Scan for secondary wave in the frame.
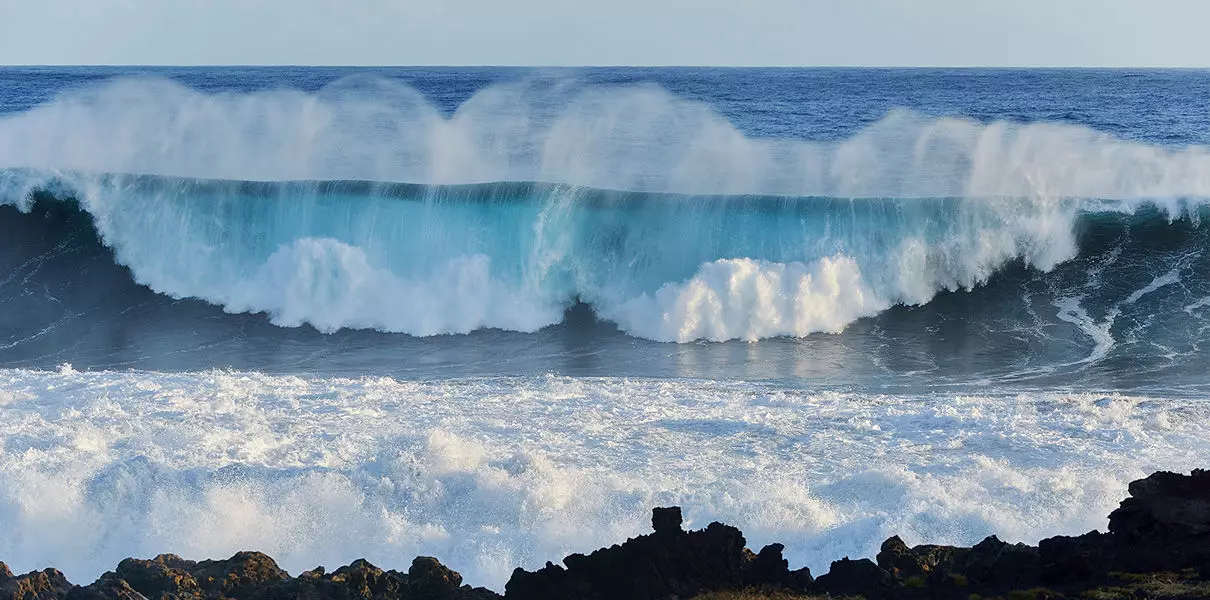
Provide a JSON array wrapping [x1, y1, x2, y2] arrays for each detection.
[[2, 77, 1210, 343]]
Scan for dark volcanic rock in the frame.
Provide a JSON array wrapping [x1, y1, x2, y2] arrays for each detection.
[[876, 536, 964, 581], [959, 535, 1040, 589], [814, 557, 898, 598], [1108, 469, 1210, 571], [505, 507, 754, 599], [650, 506, 682, 534], [876, 533, 1040, 591], [1038, 530, 1111, 583], [0, 568, 73, 600], [247, 557, 497, 600], [743, 543, 812, 589]]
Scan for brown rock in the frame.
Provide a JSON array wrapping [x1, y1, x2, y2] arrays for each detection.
[[876, 536, 965, 581], [0, 568, 74, 600], [407, 557, 460, 599], [66, 578, 148, 600], [113, 555, 202, 599], [190, 552, 288, 599]]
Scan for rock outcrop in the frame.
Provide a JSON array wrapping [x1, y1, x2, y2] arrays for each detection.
[[1, 553, 496, 600], [0, 567, 73, 600], [4, 469, 1210, 600], [505, 506, 812, 600]]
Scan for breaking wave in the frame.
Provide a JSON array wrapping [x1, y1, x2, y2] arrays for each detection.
[[2, 77, 1210, 342]]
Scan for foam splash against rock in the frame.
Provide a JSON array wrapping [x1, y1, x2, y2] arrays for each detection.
[[5, 470, 1210, 599]]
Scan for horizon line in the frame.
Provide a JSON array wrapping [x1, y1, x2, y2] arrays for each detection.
[[4, 64, 1210, 70]]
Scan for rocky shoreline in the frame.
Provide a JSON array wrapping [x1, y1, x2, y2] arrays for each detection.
[[4, 470, 1209, 600]]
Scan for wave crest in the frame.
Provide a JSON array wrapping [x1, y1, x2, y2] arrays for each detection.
[[2, 77, 1210, 342]]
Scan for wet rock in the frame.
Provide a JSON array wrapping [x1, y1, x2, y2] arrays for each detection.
[[0, 568, 74, 600], [814, 557, 898, 599], [505, 507, 751, 599]]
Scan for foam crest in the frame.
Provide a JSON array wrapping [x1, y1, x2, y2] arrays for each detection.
[[2, 77, 1210, 198]]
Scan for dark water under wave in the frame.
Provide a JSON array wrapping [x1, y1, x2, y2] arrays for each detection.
[[3, 171, 1210, 394]]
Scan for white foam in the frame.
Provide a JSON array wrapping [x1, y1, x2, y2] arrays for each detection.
[[2, 369, 1208, 589], [224, 239, 561, 335], [606, 256, 889, 342], [2, 78, 1210, 199]]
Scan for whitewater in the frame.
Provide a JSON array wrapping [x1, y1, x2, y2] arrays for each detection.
[[3, 67, 1210, 589]]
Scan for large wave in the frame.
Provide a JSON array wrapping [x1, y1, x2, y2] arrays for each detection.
[[2, 77, 1210, 342]]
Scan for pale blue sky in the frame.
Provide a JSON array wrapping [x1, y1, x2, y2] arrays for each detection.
[[2, 0, 1209, 67]]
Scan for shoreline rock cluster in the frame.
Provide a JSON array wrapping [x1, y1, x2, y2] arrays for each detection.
[[5, 470, 1210, 600]]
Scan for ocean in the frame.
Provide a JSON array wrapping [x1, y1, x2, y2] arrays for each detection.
[[2, 67, 1210, 589]]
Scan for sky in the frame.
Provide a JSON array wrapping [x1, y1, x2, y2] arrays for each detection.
[[2, 0, 1210, 67]]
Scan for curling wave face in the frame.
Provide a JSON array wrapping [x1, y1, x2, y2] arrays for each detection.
[[2, 77, 1210, 347]]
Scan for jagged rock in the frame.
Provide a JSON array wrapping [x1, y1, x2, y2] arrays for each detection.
[[650, 507, 682, 534], [325, 558, 406, 599], [1108, 469, 1210, 572], [876, 533, 1040, 592], [246, 557, 496, 600], [407, 557, 460, 599], [814, 557, 898, 598], [959, 535, 1039, 588], [112, 555, 202, 599], [876, 536, 964, 581], [1039, 530, 1111, 583], [741, 543, 812, 591], [0, 568, 74, 600], [190, 552, 288, 598], [505, 507, 751, 599], [8, 470, 1210, 600], [66, 577, 149, 600]]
